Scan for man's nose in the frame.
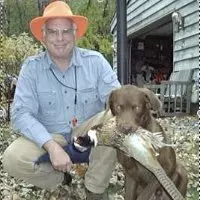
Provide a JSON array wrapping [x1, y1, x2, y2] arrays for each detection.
[[57, 30, 64, 40]]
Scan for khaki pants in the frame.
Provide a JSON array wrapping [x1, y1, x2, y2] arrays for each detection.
[[2, 112, 117, 194]]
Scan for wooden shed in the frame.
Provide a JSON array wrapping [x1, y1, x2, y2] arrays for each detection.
[[111, 0, 199, 115]]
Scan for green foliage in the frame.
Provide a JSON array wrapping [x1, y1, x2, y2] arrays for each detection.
[[0, 69, 5, 99], [77, 32, 113, 63], [2, 33, 42, 74], [4, 0, 39, 36], [69, 0, 116, 64]]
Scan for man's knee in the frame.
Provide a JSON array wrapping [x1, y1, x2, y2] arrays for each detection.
[[3, 143, 19, 173], [85, 146, 117, 194], [3, 142, 27, 177], [2, 138, 64, 189], [2, 137, 43, 176]]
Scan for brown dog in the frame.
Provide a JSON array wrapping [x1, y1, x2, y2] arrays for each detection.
[[108, 85, 188, 200]]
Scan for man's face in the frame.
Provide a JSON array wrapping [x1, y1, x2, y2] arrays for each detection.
[[42, 18, 76, 60]]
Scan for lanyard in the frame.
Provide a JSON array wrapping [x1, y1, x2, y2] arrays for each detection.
[[50, 66, 78, 126]]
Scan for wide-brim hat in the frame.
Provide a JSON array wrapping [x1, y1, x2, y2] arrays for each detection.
[[30, 1, 88, 41]]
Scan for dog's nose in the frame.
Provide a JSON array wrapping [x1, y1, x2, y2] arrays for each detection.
[[120, 125, 133, 134]]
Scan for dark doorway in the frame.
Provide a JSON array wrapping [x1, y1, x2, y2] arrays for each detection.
[[129, 22, 173, 87]]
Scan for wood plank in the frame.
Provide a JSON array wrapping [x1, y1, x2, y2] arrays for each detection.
[[178, 1, 198, 17], [174, 46, 198, 62], [174, 34, 198, 51], [174, 58, 198, 71], [127, 0, 148, 16], [183, 11, 199, 27], [175, 0, 198, 13], [174, 23, 198, 41], [127, 0, 173, 25]]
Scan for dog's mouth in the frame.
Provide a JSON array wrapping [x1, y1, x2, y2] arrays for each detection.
[[115, 118, 139, 135], [117, 125, 138, 135]]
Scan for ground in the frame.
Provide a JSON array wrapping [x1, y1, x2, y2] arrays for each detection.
[[0, 115, 198, 200]]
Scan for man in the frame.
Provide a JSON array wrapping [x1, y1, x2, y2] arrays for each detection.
[[3, 1, 121, 199]]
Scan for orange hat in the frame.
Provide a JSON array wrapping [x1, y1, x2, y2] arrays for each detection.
[[30, 1, 88, 41]]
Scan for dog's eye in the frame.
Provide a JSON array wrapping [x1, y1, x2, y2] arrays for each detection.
[[116, 105, 121, 110], [135, 106, 142, 112], [115, 104, 123, 112], [132, 105, 141, 112]]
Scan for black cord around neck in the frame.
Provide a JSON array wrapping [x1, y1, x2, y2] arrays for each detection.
[[49, 66, 77, 105]]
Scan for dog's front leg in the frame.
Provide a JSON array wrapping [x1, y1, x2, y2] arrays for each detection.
[[124, 170, 137, 200], [136, 180, 169, 200]]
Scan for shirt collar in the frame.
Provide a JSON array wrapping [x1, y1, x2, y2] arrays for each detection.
[[43, 47, 83, 70], [71, 47, 84, 68]]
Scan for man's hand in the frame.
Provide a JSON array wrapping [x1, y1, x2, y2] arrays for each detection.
[[43, 140, 72, 173]]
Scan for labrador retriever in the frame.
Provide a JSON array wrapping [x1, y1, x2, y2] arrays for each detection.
[[108, 85, 188, 200]]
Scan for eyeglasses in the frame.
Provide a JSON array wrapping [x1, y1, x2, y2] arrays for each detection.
[[44, 28, 76, 38]]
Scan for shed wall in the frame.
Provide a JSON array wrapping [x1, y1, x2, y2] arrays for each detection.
[[111, 0, 198, 72]]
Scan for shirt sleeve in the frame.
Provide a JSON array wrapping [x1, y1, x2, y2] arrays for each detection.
[[11, 59, 52, 147], [96, 54, 121, 103]]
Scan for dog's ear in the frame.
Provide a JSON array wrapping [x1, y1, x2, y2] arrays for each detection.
[[143, 93, 152, 111], [107, 90, 117, 116], [140, 88, 162, 115]]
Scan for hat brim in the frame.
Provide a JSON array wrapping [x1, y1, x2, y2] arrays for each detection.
[[30, 15, 88, 41]]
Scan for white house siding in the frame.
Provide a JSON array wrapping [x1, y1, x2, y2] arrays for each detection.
[[173, 0, 199, 71], [111, 0, 199, 72]]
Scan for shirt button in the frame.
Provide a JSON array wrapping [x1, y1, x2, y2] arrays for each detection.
[[64, 90, 67, 94], [49, 102, 52, 105], [85, 100, 88, 103], [66, 106, 69, 109], [62, 75, 65, 78]]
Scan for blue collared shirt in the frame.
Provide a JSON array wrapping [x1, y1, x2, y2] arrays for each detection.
[[11, 47, 121, 147]]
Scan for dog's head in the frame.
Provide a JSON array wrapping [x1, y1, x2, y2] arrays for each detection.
[[108, 85, 162, 134]]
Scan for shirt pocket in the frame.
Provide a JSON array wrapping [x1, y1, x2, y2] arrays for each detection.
[[80, 88, 101, 119], [38, 91, 57, 116]]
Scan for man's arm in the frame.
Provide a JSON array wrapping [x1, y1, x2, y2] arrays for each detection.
[[96, 54, 121, 103], [11, 58, 52, 147], [12, 58, 72, 172]]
